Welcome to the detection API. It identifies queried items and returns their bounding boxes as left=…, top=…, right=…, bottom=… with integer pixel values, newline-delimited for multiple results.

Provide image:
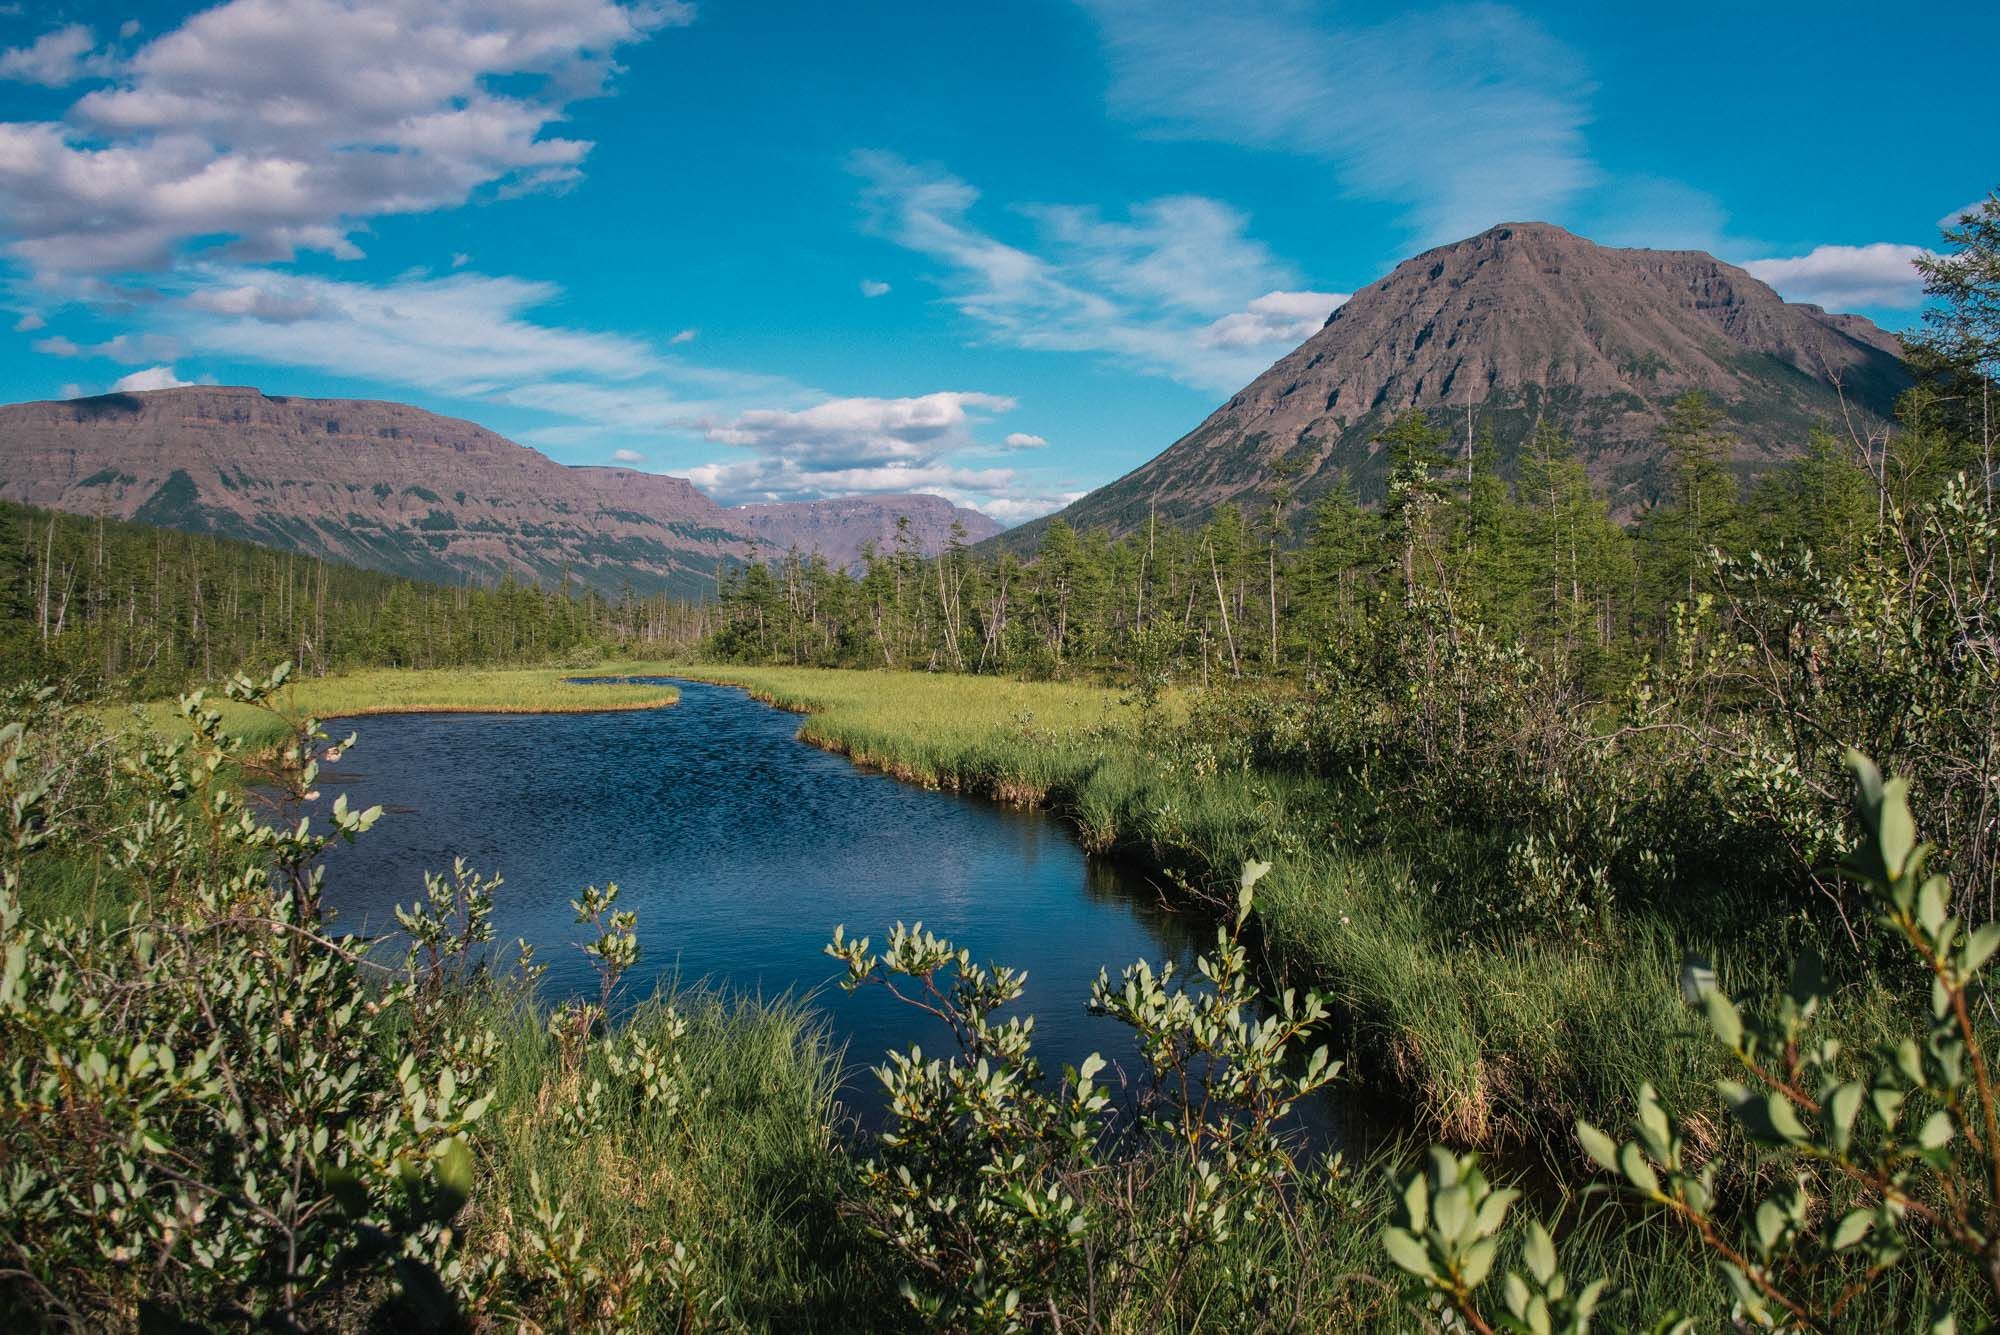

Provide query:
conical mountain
left=1007, top=222, right=1910, bottom=544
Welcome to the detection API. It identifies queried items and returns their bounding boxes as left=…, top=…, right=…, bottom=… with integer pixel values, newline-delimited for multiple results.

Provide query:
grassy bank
left=658, top=664, right=1767, bottom=1149
left=102, top=665, right=678, bottom=750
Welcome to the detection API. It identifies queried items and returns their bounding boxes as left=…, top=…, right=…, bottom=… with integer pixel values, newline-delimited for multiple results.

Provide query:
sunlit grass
left=102, top=665, right=677, bottom=749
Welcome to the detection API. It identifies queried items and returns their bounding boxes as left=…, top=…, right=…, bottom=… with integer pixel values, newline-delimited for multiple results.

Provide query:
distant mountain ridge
left=734, top=494, right=1000, bottom=567
left=1003, top=221, right=1911, bottom=546
left=0, top=387, right=998, bottom=596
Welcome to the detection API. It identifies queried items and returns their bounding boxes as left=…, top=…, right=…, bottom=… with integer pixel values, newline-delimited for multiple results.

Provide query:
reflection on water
left=313, top=678, right=1342, bottom=1140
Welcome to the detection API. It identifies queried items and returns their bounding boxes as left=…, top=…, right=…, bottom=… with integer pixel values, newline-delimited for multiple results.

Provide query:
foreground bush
left=0, top=671, right=872, bottom=1330
left=5, top=664, right=1997, bottom=1330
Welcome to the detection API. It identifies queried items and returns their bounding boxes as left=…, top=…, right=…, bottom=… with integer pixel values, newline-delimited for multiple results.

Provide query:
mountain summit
left=1008, top=222, right=1911, bottom=541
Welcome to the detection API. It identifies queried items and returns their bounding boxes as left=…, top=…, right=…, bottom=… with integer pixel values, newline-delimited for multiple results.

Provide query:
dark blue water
left=312, top=679, right=1217, bottom=1128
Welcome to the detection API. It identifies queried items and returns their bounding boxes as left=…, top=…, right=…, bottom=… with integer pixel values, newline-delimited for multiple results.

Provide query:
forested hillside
left=710, top=383, right=1980, bottom=684
left=0, top=502, right=708, bottom=697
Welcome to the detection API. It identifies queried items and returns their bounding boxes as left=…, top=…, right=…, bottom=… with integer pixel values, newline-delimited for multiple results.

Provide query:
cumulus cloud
left=1198, top=289, right=1345, bottom=348
left=611, top=447, right=644, bottom=463
left=13, top=312, right=45, bottom=331
left=1082, top=0, right=1595, bottom=244
left=1741, top=243, right=1930, bottom=311
left=450, top=252, right=472, bottom=268
left=688, top=391, right=1024, bottom=504
left=0, top=0, right=686, bottom=277
left=670, top=328, right=697, bottom=344
left=859, top=278, right=891, bottom=297
left=0, top=23, right=119, bottom=87
left=1003, top=432, right=1048, bottom=449
left=110, top=365, right=191, bottom=391
left=854, top=152, right=1335, bottom=389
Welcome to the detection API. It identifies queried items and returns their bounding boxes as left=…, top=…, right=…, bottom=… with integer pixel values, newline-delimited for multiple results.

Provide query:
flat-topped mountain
left=734, top=494, right=1001, bottom=568
left=1005, top=222, right=1911, bottom=544
left=0, top=387, right=998, bottom=595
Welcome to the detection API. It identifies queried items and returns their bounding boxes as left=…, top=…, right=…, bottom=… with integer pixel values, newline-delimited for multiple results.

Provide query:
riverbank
left=102, top=665, right=678, bottom=749
left=654, top=663, right=1730, bottom=1151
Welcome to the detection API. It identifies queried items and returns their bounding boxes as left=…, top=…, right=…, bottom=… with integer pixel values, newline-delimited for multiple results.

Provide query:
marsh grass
left=651, top=664, right=1903, bottom=1161
left=466, top=988, right=892, bottom=1330
left=101, top=665, right=678, bottom=750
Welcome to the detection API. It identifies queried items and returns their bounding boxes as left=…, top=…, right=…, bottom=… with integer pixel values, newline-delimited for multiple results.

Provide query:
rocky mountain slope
left=0, top=387, right=997, bottom=595
left=1004, top=222, right=1910, bottom=545
left=733, top=494, right=1000, bottom=568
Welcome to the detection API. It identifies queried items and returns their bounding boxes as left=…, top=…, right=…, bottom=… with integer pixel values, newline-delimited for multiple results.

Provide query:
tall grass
left=653, top=664, right=1881, bottom=1155
left=467, top=988, right=892, bottom=1329
left=102, top=665, right=678, bottom=750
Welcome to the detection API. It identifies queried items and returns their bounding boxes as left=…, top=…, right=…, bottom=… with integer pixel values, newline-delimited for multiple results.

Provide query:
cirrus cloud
left=1081, top=0, right=1596, bottom=245
left=854, top=151, right=1342, bottom=389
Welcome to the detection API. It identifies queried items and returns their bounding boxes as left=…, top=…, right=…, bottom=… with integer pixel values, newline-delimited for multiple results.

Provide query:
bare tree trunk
left=1207, top=538, right=1240, bottom=679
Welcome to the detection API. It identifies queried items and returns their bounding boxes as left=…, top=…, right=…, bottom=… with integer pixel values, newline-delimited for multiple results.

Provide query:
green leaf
left=1461, top=1236, right=1498, bottom=1288
left=1523, top=1220, right=1556, bottom=1283
left=432, top=1136, right=473, bottom=1220
left=1237, top=859, right=1271, bottom=925
left=1703, top=991, right=1743, bottom=1048
left=1618, top=1143, right=1661, bottom=1197
left=1765, top=1093, right=1808, bottom=1143
left=1381, top=1226, right=1434, bottom=1279
left=1879, top=777, right=1916, bottom=877
left=1679, top=953, right=1717, bottom=1006
left=1828, top=1081, right=1864, bottom=1153
left=1919, top=1109, right=1955, bottom=1150
left=1576, top=1120, right=1619, bottom=1172
left=1963, top=923, right=2000, bottom=976
left=323, top=1166, right=370, bottom=1220
left=1831, top=1209, right=1873, bottom=1250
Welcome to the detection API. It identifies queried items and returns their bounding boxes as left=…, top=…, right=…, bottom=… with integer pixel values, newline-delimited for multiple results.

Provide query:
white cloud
left=0, top=24, right=119, bottom=87
left=670, top=327, right=697, bottom=344
left=0, top=0, right=686, bottom=277
left=13, top=312, right=45, bottom=331
left=859, top=278, right=891, bottom=297
left=1081, top=0, right=1595, bottom=244
left=1740, top=243, right=1930, bottom=311
left=1198, top=289, right=1345, bottom=349
left=145, top=263, right=1055, bottom=517
left=186, top=283, right=325, bottom=323
left=119, top=21, right=143, bottom=41
left=58, top=382, right=86, bottom=400
left=981, top=492, right=1082, bottom=526
left=1940, top=197, right=1994, bottom=231
left=173, top=268, right=665, bottom=392
left=450, top=251, right=471, bottom=268
left=611, top=447, right=644, bottom=463
left=854, top=152, right=1334, bottom=389
left=689, top=391, right=1023, bottom=504
left=110, top=365, right=191, bottom=391
left=34, top=331, right=183, bottom=362
left=1003, top=432, right=1048, bottom=449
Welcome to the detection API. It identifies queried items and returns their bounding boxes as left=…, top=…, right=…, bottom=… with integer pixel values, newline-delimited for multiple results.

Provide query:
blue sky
left=1, top=1, right=1992, bottom=524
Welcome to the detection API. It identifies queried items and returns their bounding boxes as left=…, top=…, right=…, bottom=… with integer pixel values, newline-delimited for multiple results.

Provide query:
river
left=314, top=677, right=1236, bottom=1130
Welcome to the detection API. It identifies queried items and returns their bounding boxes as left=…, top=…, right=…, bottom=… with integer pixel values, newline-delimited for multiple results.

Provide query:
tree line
left=711, top=380, right=1985, bottom=688
left=0, top=502, right=713, bottom=698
